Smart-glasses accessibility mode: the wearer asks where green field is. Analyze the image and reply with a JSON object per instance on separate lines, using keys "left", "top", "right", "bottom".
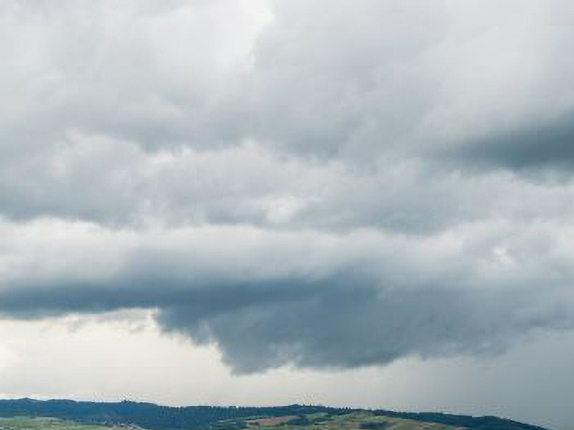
{"left": 219, "top": 411, "right": 464, "bottom": 430}
{"left": 0, "top": 412, "right": 465, "bottom": 430}
{"left": 0, "top": 418, "right": 116, "bottom": 430}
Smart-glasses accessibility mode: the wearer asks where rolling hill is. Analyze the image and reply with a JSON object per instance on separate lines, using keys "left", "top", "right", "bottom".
{"left": 0, "top": 399, "right": 552, "bottom": 430}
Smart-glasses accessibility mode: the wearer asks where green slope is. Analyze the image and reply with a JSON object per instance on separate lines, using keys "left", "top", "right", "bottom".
{"left": 0, "top": 417, "right": 115, "bottom": 430}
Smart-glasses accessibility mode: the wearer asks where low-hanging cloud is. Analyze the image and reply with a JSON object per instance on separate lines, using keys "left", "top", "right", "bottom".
{"left": 0, "top": 220, "right": 573, "bottom": 373}
{"left": 1, "top": 0, "right": 574, "bottom": 374}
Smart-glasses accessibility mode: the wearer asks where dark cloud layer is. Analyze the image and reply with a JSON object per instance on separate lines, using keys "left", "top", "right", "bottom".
{"left": 1, "top": 263, "right": 570, "bottom": 374}
{"left": 449, "top": 111, "right": 574, "bottom": 175}
{"left": 0, "top": 221, "right": 573, "bottom": 373}
{"left": 1, "top": 0, "right": 574, "bottom": 376}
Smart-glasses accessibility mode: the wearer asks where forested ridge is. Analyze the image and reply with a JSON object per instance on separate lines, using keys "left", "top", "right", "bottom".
{"left": 0, "top": 398, "right": 551, "bottom": 430}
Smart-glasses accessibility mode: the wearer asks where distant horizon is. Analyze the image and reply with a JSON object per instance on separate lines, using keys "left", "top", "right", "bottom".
{"left": 0, "top": 397, "right": 545, "bottom": 425}
{"left": 0, "top": 396, "right": 451, "bottom": 415}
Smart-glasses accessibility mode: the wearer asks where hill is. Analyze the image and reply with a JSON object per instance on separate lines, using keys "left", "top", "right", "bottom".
{"left": 0, "top": 399, "right": 552, "bottom": 430}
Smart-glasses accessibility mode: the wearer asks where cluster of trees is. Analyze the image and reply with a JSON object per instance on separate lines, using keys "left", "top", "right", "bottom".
{"left": 358, "top": 423, "right": 389, "bottom": 430}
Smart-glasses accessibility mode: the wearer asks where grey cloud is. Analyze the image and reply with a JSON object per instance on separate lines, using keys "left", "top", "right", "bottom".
{"left": 157, "top": 284, "right": 565, "bottom": 374}
{"left": 239, "top": 0, "right": 445, "bottom": 160}
{"left": 3, "top": 0, "right": 574, "bottom": 169}
{"left": 2, "top": 260, "right": 572, "bottom": 374}
{"left": 0, "top": 0, "right": 265, "bottom": 152}
{"left": 444, "top": 111, "right": 574, "bottom": 177}
{"left": 3, "top": 134, "right": 574, "bottom": 234}
{"left": 2, "top": 0, "right": 574, "bottom": 379}
{"left": 0, "top": 221, "right": 573, "bottom": 373}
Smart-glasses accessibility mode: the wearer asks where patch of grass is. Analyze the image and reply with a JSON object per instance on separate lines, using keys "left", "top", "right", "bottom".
{"left": 0, "top": 417, "right": 116, "bottom": 430}
{"left": 237, "top": 411, "right": 464, "bottom": 430}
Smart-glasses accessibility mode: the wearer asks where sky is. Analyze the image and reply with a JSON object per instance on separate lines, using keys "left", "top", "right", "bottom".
{"left": 0, "top": 0, "right": 574, "bottom": 429}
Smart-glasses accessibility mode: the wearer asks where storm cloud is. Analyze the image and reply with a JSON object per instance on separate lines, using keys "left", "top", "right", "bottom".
{"left": 1, "top": 219, "right": 574, "bottom": 373}
{"left": 1, "top": 0, "right": 574, "bottom": 374}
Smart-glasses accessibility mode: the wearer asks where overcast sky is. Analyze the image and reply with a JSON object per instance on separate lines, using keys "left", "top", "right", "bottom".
{"left": 1, "top": 0, "right": 574, "bottom": 429}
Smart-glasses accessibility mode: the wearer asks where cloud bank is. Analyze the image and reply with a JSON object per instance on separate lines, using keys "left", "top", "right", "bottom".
{"left": 1, "top": 0, "right": 574, "bottom": 373}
